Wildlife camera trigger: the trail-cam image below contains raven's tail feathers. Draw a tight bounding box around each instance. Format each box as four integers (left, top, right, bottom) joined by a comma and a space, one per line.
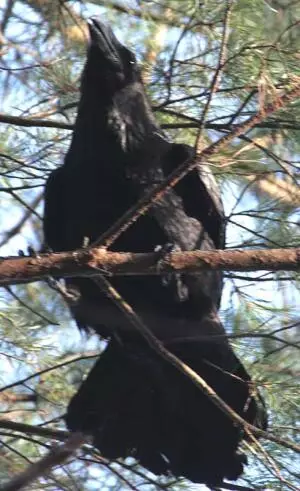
66, 339, 266, 485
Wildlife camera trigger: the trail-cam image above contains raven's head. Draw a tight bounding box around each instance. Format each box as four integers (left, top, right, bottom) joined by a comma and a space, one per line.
84, 18, 140, 94
78, 18, 168, 155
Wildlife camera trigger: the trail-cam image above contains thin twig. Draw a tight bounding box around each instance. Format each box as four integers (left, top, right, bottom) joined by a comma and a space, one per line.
196, 0, 233, 147
0, 419, 69, 442
216, 483, 262, 491
0, 351, 99, 393
5, 285, 58, 326
0, 112, 73, 130
1, 433, 86, 491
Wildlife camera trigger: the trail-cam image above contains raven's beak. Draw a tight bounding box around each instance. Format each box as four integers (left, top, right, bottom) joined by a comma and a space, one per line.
87, 18, 121, 68
87, 18, 102, 46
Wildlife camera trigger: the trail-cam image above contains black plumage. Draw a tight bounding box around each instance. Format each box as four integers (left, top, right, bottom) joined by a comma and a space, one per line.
43, 18, 267, 486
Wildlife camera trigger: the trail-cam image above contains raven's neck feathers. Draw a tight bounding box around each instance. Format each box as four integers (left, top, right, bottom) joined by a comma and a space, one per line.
66, 79, 161, 168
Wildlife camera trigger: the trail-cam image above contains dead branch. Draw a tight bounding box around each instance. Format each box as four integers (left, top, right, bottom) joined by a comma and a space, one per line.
0, 248, 299, 287
0, 392, 37, 404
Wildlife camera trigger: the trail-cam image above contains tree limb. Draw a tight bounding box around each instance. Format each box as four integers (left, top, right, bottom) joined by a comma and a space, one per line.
247, 174, 300, 206
0, 248, 299, 287
0, 392, 37, 404
0, 112, 73, 130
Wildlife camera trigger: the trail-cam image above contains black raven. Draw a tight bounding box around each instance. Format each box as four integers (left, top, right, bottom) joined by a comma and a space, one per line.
43, 18, 267, 486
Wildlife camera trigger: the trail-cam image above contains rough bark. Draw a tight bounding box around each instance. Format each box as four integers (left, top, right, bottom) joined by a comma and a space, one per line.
0, 248, 299, 287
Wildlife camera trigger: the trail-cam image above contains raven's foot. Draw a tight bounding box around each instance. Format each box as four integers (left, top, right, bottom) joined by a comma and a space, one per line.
155, 243, 189, 302
18, 245, 42, 258
155, 242, 178, 276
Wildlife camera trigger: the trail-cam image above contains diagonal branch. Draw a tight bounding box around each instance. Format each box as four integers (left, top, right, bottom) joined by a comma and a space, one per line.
0, 351, 99, 393
94, 81, 300, 249
1, 432, 86, 491
90, 276, 300, 455
196, 0, 233, 147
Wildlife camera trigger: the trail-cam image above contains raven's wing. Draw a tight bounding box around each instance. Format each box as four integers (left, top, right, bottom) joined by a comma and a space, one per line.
152, 141, 225, 310
64, 139, 226, 335
162, 142, 225, 249
43, 167, 67, 252
66, 336, 267, 485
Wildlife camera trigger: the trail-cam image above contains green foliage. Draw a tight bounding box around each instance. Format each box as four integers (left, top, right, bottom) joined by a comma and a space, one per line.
0, 1, 299, 490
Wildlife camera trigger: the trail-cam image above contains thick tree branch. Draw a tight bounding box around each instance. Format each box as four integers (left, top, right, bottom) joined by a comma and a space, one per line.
0, 248, 299, 287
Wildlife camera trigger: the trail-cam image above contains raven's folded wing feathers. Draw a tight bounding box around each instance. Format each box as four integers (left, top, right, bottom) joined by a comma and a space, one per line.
43, 167, 67, 252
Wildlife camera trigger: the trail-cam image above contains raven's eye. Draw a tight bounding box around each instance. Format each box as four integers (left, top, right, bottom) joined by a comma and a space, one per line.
122, 47, 136, 66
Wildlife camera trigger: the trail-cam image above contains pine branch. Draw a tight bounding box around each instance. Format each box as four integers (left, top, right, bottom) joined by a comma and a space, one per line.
0, 192, 43, 249
247, 174, 300, 206
90, 0, 213, 29
24, 0, 88, 45
1, 432, 86, 491
231, 135, 300, 206
0, 351, 99, 392
0, 419, 68, 441
0, 112, 72, 130
1, 112, 300, 140
0, 248, 298, 287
